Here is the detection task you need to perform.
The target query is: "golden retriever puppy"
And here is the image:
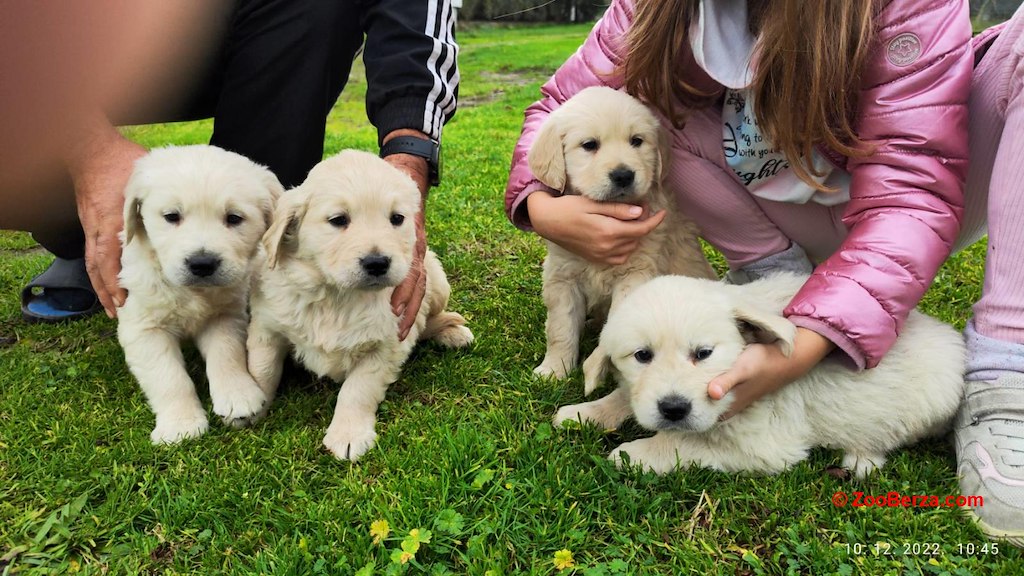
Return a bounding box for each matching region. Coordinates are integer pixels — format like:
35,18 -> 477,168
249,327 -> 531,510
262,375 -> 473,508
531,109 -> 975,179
554,273 -> 966,478
528,86 -> 715,387
118,145 -> 282,444
246,150 -> 473,461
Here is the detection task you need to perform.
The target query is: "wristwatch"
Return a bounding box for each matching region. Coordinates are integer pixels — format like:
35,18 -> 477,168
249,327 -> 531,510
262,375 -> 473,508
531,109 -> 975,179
379,135 -> 442,187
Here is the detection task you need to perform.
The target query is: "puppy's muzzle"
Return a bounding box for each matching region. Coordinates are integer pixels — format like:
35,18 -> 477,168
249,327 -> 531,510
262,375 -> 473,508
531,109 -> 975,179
657,395 -> 692,424
186,252 -> 222,279
360,254 -> 391,278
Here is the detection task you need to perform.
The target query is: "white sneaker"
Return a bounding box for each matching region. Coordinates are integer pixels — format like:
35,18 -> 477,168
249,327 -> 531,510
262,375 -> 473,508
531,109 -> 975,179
955,374 -> 1024,547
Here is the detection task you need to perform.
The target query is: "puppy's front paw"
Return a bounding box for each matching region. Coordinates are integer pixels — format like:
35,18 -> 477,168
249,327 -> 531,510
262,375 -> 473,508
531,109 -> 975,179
323,423 -> 378,461
841,452 -> 887,479
554,402 -> 607,429
211,374 -> 268,428
534,358 -> 572,380
151,410 -> 209,444
609,438 -> 679,475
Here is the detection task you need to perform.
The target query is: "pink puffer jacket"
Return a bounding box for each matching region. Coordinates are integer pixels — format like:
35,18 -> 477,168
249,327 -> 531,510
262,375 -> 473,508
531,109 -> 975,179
505,0 -> 975,369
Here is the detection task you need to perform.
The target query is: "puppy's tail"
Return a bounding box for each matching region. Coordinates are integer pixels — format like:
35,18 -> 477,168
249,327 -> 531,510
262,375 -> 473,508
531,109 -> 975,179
422,311 -> 474,348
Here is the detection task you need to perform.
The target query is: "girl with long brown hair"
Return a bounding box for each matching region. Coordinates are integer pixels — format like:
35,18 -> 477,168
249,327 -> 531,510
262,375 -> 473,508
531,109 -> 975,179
504,0 -> 1022,544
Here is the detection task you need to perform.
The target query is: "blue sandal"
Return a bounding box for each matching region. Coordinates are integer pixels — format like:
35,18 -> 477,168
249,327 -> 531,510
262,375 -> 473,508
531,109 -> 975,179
21,257 -> 103,323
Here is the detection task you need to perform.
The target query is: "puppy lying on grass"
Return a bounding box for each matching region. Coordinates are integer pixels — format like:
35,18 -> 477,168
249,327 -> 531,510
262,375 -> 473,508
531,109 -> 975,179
246,150 -> 473,461
555,273 -> 965,477
527,86 -> 715,384
118,145 -> 281,444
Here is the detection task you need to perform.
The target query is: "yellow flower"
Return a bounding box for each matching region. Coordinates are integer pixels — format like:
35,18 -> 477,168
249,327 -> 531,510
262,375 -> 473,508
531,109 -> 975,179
370,519 -> 390,545
400,551 -> 414,564
553,549 -> 575,570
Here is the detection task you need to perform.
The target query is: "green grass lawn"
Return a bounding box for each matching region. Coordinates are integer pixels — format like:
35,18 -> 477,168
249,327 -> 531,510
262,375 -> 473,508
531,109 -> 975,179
2,22 -> 1021,575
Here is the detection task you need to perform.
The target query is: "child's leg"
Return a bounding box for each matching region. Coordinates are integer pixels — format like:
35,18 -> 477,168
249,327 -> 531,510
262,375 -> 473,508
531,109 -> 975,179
957,10 -> 1024,546
664,106 -> 814,280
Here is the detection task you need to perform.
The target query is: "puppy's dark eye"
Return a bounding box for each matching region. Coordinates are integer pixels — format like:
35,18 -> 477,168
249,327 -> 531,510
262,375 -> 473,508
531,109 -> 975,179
630,136 -> 644,148
163,212 -> 181,224
581,139 -> 599,152
328,214 -> 350,228
225,213 -> 244,227
390,213 -> 405,226
693,347 -> 713,362
633,348 -> 654,364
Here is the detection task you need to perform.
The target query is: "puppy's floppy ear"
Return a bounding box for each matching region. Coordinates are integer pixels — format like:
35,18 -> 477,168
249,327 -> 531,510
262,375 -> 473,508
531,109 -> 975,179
654,125 -> 672,184
583,344 -> 612,396
733,300 -> 797,357
528,113 -> 567,191
257,170 -> 286,231
121,174 -> 147,245
263,187 -> 310,269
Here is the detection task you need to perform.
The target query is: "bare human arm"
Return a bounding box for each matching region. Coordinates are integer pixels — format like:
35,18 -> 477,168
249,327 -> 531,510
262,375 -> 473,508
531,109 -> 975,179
64,115 -> 146,317
382,129 -> 431,341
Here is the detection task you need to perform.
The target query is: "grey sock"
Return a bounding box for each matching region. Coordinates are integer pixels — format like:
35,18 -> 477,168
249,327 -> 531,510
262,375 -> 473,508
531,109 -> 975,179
726,242 -> 814,285
965,320 -> 1024,381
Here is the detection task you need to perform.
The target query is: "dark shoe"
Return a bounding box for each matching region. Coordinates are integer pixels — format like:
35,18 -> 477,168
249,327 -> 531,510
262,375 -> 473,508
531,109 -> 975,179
21,257 -> 102,323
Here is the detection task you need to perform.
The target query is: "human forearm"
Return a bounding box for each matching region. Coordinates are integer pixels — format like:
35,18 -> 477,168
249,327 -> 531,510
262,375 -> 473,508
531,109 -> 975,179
63,114 -> 145,316
381,129 -> 430,341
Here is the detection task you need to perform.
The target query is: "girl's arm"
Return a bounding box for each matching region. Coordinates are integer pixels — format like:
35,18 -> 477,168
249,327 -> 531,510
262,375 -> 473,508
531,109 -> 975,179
786,0 -> 973,370
709,1 -> 973,413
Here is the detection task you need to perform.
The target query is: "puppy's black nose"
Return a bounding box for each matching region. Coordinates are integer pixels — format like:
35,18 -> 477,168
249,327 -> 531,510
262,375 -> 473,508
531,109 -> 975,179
186,254 -> 221,278
360,254 -> 391,277
609,167 -> 635,188
657,396 -> 692,422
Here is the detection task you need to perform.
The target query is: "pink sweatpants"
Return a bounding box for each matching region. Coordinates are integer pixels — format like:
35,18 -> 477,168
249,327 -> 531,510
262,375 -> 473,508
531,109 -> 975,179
968,9 -> 1024,344
662,13 -> 1024,344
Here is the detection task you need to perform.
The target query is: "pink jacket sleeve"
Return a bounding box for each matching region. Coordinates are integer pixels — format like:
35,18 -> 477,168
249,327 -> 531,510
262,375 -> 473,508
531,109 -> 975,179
503,0 -> 634,230
784,0 -> 973,369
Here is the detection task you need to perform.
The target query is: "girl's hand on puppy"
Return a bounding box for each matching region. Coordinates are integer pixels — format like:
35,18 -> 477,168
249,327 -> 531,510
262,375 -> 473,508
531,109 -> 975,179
527,190 -> 666,266
709,328 -> 834,419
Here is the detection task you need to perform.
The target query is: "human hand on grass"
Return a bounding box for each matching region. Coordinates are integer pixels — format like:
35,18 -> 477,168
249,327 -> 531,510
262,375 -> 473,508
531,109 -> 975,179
709,327 -> 834,419
526,190 -> 666,266
66,120 -> 146,318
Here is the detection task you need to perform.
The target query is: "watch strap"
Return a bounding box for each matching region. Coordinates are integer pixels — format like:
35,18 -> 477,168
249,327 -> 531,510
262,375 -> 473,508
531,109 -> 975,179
379,136 -> 440,186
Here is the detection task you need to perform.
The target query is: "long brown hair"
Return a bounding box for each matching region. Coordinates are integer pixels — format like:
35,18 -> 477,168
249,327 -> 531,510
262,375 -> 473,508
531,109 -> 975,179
624,0 -> 876,189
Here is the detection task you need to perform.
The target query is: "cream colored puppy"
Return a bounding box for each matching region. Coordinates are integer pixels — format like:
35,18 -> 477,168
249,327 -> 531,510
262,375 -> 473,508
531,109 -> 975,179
118,145 -> 282,444
554,273 -> 966,478
247,150 -> 474,461
528,86 -> 715,386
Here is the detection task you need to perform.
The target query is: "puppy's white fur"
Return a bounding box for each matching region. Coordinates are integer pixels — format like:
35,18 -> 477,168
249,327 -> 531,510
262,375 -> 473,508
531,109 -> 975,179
118,145 -> 282,444
554,273 -> 966,477
247,150 -> 473,461
528,86 -> 714,386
